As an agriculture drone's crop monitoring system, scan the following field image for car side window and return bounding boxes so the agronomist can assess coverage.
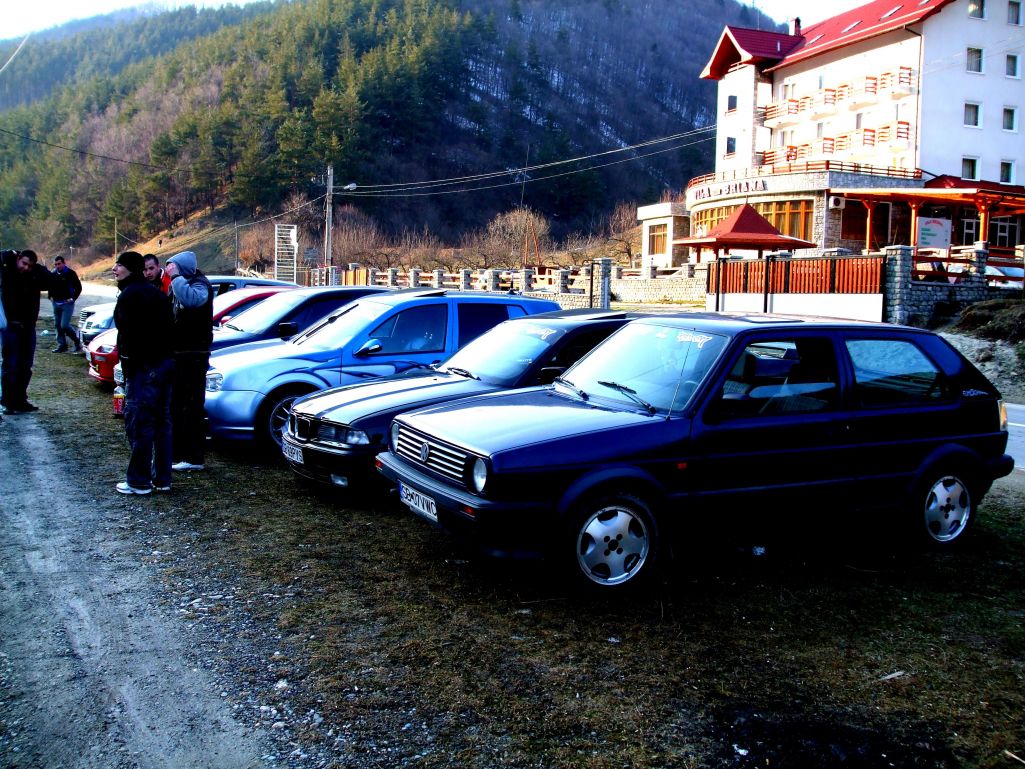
[290,297,345,328]
[457,303,512,347]
[845,338,948,405]
[370,305,448,354]
[715,337,839,418]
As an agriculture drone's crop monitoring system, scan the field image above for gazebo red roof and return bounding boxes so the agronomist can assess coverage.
[674,204,817,251]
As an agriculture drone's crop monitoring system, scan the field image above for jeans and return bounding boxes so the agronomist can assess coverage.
[1,322,37,408]
[172,352,210,465]
[124,358,175,489]
[51,301,79,349]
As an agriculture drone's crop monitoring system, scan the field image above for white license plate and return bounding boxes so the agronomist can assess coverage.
[399,482,437,522]
[282,441,303,465]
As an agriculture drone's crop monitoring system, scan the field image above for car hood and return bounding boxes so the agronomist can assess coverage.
[211,339,330,390]
[293,373,499,427]
[210,326,266,350]
[401,387,679,468]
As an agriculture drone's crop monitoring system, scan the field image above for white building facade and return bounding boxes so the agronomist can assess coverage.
[682,0,1025,257]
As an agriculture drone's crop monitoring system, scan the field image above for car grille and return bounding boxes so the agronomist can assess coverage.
[394,424,468,486]
[291,414,315,441]
[79,309,91,326]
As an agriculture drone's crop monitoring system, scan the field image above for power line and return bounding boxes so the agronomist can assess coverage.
[0,126,190,173]
[0,34,31,78]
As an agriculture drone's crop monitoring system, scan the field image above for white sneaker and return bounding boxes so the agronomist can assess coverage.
[116,481,152,495]
[172,461,205,471]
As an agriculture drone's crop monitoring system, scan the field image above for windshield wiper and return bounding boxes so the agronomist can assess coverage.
[597,380,655,414]
[446,367,479,380]
[223,323,242,331]
[554,376,588,401]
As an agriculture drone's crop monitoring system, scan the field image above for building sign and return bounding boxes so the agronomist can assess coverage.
[917,217,952,248]
[693,178,769,201]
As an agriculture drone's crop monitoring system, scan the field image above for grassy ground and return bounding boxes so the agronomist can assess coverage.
[22,335,1025,768]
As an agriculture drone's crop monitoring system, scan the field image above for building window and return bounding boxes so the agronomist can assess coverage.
[1000,160,1016,183]
[1008,54,1021,76]
[968,0,985,17]
[725,136,737,155]
[648,223,668,255]
[855,112,864,129]
[964,102,981,126]
[962,157,980,180]
[1004,107,1019,130]
[726,94,738,112]
[967,47,984,72]
[1010,0,1022,24]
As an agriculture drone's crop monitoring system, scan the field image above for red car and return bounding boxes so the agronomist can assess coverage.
[86,286,295,385]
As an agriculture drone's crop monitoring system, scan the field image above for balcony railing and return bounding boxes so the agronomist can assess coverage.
[879,66,913,98]
[687,160,923,190]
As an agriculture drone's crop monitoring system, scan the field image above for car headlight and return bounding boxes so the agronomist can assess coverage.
[96,344,116,354]
[318,423,370,446]
[205,371,224,392]
[470,457,488,494]
[390,422,401,452]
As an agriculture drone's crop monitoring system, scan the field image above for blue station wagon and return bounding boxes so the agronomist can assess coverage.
[205,289,560,446]
[377,314,1014,592]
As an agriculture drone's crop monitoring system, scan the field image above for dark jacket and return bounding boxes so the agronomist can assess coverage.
[49,266,83,303]
[1,250,51,326]
[167,251,213,353]
[114,273,174,369]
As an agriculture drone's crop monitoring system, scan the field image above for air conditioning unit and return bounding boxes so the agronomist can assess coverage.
[828,195,847,210]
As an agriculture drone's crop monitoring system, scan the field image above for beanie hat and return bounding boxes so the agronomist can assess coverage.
[116,251,144,274]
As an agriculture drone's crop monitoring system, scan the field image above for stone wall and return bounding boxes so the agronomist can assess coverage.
[884,244,989,325]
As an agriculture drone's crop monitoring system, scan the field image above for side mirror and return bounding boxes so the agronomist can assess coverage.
[354,339,383,357]
[277,321,299,339]
[538,366,565,385]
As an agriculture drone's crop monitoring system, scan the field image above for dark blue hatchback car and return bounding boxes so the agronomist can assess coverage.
[378,314,1014,592]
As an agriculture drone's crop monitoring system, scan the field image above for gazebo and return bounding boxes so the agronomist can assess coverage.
[674,203,817,261]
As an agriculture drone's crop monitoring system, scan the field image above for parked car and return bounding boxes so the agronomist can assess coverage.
[88,286,295,386]
[210,285,390,351]
[205,289,562,447]
[76,276,297,345]
[212,285,296,326]
[282,309,636,490]
[378,314,1013,592]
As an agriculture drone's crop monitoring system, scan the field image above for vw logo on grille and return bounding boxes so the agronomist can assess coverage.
[420,442,431,463]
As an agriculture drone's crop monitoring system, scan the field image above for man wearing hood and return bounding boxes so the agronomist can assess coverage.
[112,251,174,494]
[164,251,213,472]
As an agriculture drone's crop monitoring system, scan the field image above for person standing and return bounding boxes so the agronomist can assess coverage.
[143,253,172,294]
[163,251,213,472]
[48,254,83,353]
[112,251,175,495]
[1,249,51,415]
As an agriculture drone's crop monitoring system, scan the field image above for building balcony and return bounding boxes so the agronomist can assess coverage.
[835,128,876,155]
[809,89,837,119]
[879,67,913,99]
[764,99,802,128]
[811,137,836,156]
[843,78,879,109]
[876,120,911,151]
[762,146,800,164]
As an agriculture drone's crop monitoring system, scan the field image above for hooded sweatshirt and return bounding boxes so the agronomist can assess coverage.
[167,251,213,353]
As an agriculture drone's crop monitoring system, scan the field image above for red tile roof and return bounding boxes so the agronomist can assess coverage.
[701,0,956,79]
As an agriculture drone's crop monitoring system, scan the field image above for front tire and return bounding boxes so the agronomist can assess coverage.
[569,494,657,591]
[259,388,313,451]
[913,466,978,547]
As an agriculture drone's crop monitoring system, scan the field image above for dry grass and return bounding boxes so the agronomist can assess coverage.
[26,337,1025,768]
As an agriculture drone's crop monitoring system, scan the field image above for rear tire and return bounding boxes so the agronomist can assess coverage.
[567,493,658,592]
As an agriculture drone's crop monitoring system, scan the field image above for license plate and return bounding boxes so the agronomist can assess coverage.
[399,482,437,522]
[282,441,303,465]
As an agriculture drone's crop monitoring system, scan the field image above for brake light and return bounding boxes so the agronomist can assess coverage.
[998,400,1008,432]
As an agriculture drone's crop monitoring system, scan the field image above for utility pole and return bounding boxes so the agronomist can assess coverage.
[113,217,117,258]
[234,219,239,273]
[323,164,334,267]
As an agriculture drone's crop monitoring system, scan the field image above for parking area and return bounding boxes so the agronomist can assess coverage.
[1,338,1024,767]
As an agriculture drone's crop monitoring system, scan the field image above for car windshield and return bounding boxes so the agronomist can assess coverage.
[219,290,315,333]
[557,321,728,414]
[289,299,394,350]
[439,320,567,386]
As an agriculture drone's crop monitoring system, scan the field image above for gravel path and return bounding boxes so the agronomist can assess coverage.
[0,417,272,769]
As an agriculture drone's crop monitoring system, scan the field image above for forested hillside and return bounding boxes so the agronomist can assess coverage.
[0,0,777,258]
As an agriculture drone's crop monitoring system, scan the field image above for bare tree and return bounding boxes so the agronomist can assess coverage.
[602,201,642,266]
[331,205,387,267]
[238,226,275,272]
[23,217,67,259]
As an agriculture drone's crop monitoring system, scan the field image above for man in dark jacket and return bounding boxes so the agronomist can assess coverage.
[112,251,175,495]
[48,254,83,353]
[1,249,51,414]
[164,250,213,472]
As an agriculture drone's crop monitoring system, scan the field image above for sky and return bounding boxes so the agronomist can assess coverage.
[5,0,872,39]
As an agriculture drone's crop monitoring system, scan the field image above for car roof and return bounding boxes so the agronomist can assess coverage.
[624,311,921,337]
[359,287,559,307]
[282,285,392,298]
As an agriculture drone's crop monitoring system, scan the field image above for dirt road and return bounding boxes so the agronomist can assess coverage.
[0,417,271,768]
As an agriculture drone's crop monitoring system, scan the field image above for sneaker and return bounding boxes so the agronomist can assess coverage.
[116,482,152,495]
[172,461,205,471]
[51,346,68,353]
[153,485,171,493]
